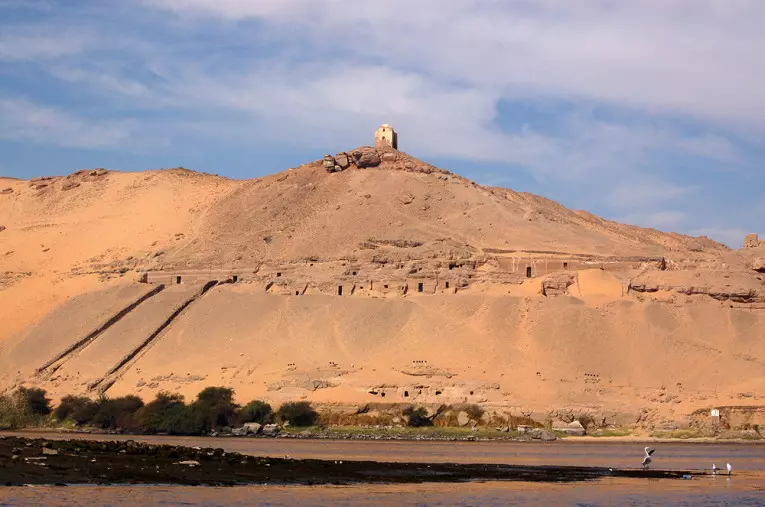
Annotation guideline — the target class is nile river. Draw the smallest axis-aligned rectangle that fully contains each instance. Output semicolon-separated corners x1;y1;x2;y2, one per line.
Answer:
1;433;763;506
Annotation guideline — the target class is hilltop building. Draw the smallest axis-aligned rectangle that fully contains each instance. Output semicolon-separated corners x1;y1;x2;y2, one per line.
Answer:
375;124;398;149
745;234;762;248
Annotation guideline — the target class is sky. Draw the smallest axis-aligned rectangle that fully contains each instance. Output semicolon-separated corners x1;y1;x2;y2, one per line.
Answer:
0;1;763;247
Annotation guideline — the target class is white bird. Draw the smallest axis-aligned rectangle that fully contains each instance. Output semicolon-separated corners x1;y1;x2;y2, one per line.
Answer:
642;447;655;469
727;463;732;475
712;463;718;475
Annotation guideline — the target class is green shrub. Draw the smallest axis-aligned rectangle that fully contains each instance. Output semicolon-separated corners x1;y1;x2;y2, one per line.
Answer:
238;400;273;424
0;392;31;429
156;404;204;435
277;401;318;427
18;387;51;416
133;392;205;435
193;387;238;430
406;407;433;427
0;387;52;429
54;395;99;425
91;395;144;430
134;392;187;433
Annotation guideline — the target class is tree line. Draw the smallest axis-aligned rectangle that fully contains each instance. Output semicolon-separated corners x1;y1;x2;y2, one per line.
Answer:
0;386;319;435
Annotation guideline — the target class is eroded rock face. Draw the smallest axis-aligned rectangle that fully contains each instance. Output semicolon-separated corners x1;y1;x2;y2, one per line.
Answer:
62;181;81;191
749;257;765;273
630;270;765;303
1;188;12;194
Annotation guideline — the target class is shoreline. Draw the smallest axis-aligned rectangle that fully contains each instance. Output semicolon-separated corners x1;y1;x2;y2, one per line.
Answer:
0;435;710;487
4;428;764;445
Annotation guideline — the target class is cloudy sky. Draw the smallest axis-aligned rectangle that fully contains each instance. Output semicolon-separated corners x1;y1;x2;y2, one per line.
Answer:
1;1;763;246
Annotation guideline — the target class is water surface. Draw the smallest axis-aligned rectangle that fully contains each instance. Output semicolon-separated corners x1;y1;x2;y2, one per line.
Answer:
1;433;763;506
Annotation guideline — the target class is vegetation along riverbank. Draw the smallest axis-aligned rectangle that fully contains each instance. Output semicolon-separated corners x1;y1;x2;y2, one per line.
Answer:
1;386;762;442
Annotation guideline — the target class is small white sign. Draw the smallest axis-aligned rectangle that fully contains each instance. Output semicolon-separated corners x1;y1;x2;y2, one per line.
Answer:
711;409;720;417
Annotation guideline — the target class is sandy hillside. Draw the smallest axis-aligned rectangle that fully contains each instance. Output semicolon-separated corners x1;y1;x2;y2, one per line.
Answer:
1;146;763;428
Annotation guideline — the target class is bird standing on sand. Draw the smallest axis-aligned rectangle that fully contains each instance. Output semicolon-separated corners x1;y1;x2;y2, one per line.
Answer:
727;463;732;475
642;447;655;469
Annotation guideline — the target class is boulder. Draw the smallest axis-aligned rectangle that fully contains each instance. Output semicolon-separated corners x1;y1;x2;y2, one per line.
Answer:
243;422;262;435
323;155;337;172
334;152;350;169
231;426;248;436
62;181;81;191
0;225;5;233
352;149;381;168
0;188;12;194
527;428;557;441
552;420;586;436
398;193;415;205
41;447;59;456
381;152;397;163
90;168;107;176
457;411;470;427
262;424;281;436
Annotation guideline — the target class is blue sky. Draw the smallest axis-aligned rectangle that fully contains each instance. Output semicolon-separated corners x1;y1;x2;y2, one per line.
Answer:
1;0;763;247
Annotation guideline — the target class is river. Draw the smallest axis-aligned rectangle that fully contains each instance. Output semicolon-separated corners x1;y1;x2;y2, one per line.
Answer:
1;432;763;505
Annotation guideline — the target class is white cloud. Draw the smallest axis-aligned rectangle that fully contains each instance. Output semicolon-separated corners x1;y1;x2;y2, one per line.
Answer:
0;98;133;148
0;0;761;239
608;179;696;209
143;0;765;128
0;27;92;61
618;211;688;230
689;227;753;248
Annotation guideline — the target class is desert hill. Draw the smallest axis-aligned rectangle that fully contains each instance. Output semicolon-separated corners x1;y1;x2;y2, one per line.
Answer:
1;139;763;430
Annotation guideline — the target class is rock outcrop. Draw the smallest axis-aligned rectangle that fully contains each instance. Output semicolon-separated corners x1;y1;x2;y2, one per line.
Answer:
352;148;382;168
630;270;765;303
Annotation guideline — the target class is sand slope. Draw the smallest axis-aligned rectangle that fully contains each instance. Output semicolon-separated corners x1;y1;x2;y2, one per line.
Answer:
1;152;762;425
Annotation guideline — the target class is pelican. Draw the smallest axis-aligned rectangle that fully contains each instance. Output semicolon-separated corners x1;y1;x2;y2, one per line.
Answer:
727;463;732;475
712;463;718;475
642;447;655;469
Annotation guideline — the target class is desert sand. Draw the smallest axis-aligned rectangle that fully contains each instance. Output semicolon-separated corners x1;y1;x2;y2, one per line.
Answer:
1;143;764;430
